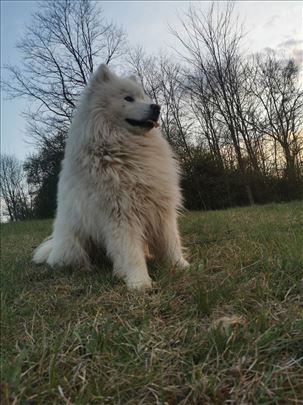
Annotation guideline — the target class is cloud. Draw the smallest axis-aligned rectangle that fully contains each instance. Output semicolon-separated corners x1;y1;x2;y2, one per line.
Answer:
262;46;275;54
278;39;303;48
292;48;303;68
263;14;279;28
293;49;303;60
276;38;303;69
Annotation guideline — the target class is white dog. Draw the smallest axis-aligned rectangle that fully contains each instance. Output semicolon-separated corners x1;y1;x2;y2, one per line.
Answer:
33;64;189;290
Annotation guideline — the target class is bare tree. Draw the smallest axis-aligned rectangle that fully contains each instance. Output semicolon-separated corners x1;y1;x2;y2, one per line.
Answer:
188;71;225;166
3;0;127;145
0;155;33;222
249;54;303;182
171;3;258;204
128;48;194;160
2;0;127;218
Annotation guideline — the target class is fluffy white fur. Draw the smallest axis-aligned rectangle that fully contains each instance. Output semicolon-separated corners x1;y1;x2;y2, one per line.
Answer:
33;64;189;290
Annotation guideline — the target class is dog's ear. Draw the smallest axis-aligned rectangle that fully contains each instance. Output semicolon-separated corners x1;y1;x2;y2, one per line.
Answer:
128;75;138;83
95;64;112;82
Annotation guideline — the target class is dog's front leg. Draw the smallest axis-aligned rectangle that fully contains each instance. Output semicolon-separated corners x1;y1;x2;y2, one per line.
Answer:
103;224;152;290
162;214;190;270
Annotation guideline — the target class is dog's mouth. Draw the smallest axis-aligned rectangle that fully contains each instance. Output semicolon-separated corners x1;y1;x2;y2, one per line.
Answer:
126;118;160;129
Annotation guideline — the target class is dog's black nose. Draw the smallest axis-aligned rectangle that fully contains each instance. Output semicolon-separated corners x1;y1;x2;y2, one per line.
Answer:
150;104;161;114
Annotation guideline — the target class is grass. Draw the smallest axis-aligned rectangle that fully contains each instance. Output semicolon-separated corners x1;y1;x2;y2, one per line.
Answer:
1;201;303;404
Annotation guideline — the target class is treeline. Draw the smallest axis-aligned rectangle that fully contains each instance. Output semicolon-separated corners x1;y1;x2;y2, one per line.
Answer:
2;1;303;220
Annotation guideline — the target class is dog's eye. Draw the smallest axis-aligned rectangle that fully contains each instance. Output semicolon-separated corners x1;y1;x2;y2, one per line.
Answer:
125;96;134;102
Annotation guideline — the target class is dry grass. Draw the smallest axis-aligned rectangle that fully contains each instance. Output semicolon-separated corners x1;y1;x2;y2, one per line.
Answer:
1;202;303;404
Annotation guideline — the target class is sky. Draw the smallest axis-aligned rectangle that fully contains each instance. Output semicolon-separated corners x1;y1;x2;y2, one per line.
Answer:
1;1;302;161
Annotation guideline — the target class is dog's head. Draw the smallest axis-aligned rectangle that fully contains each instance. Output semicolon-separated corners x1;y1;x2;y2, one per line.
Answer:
90;64;161;134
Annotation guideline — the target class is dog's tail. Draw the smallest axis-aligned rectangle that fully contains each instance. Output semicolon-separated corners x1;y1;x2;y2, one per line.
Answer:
33;236;53;264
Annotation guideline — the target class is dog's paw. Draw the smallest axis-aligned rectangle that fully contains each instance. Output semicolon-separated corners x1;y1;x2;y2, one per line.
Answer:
126;276;152;291
176;257;190;270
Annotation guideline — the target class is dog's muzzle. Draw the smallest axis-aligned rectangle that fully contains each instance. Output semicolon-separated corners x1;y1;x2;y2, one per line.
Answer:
126;104;161;129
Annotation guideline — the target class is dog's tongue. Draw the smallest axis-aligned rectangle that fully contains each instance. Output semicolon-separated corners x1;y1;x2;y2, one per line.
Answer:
148;120;160;128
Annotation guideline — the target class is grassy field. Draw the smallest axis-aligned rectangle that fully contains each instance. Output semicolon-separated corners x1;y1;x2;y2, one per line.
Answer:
1;202;303;404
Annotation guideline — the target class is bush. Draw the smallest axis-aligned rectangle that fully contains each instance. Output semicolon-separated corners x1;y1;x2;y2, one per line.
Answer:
181;150;303;210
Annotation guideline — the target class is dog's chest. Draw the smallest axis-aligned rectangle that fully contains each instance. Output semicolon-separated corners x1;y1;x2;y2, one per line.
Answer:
85;137;178;207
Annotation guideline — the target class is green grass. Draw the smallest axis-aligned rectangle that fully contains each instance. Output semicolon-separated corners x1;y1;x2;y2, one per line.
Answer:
1;202;303;404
